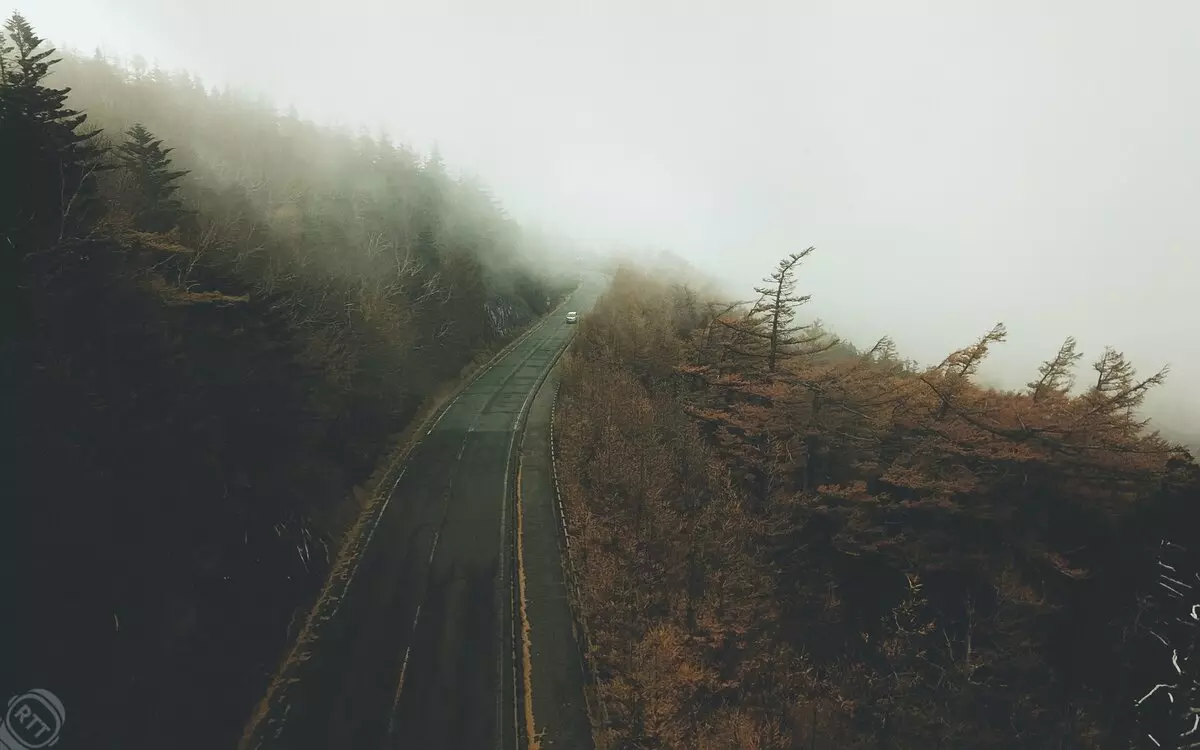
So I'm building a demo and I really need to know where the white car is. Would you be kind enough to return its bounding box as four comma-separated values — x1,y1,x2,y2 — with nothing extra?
565,311,578,324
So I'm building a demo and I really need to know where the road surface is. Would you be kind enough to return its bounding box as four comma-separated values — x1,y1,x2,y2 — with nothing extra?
241,275,604,750
518,368,596,749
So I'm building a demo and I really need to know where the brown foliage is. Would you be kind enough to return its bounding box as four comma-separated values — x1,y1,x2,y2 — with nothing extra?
557,263,1198,749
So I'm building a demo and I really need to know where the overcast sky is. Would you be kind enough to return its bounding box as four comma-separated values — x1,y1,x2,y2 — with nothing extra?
20,0,1200,434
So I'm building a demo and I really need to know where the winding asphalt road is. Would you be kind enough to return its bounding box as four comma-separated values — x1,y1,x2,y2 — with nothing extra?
241,274,604,750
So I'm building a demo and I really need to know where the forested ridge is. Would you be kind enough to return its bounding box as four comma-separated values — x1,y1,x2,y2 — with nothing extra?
1,13,571,748
556,261,1200,749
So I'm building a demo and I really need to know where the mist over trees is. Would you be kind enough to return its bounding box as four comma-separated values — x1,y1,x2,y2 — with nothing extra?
556,260,1199,749
5,7,1197,750
1,13,571,749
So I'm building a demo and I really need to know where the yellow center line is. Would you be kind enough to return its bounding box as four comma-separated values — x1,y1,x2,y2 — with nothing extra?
515,459,540,749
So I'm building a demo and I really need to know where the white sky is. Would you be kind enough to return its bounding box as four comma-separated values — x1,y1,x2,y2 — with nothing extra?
19,0,1200,434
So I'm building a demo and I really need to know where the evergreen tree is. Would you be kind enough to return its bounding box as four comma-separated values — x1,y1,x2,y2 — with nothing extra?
0,20,12,85
1027,335,1083,401
719,248,837,372
753,249,812,372
118,123,191,232
0,12,106,248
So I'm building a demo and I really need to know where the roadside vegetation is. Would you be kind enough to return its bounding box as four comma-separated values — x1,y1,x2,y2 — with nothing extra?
555,262,1200,749
1,13,570,749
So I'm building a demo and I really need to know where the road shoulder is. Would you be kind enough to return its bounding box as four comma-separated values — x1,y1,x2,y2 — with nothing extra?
518,367,595,750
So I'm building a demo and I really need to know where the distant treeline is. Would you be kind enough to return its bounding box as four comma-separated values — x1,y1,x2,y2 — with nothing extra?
556,261,1200,749
1,12,570,749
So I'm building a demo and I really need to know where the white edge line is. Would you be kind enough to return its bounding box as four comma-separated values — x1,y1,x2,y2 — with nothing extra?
328,467,406,619
501,296,580,750
245,289,580,748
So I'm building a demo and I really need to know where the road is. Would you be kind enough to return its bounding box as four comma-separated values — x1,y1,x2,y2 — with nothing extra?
241,275,605,750
518,368,596,749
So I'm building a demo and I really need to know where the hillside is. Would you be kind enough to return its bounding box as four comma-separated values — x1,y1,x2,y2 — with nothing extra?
555,261,1200,749
1,13,570,749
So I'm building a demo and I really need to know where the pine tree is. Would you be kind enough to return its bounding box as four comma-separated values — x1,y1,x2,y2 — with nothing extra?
0,12,107,248
1027,336,1083,401
0,20,12,85
118,123,191,232
719,248,836,372
1082,346,1169,428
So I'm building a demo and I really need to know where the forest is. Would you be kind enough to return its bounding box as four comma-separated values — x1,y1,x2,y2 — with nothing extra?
555,259,1200,749
6,8,1199,749
1,13,571,749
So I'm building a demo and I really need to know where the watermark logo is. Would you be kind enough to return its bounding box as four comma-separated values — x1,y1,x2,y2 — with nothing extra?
0,690,65,749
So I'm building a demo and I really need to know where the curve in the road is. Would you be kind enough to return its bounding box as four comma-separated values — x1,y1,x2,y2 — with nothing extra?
240,276,605,750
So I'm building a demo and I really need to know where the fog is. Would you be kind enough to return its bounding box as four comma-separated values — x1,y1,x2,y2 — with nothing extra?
24,0,1199,440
